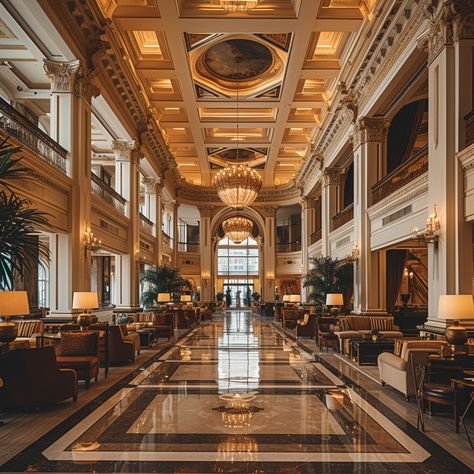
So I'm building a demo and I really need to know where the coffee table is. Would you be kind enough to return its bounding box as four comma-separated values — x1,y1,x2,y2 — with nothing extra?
351,339,395,365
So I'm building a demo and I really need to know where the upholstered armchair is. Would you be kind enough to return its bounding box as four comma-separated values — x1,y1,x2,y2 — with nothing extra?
108,325,135,364
377,340,445,399
120,325,140,355
283,309,305,330
0,346,77,408
56,331,100,388
14,319,45,348
296,313,317,338
174,309,188,329
184,309,199,328
155,312,174,339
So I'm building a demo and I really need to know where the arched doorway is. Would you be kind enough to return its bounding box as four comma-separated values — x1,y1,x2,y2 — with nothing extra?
217,236,259,308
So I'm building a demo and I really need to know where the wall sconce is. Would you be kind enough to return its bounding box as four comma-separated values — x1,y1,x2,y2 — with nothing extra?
412,204,440,250
266,272,275,280
83,228,102,254
347,241,360,262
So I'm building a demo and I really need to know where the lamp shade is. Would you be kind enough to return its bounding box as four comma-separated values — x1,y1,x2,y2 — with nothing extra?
72,292,98,310
282,295,290,302
0,291,30,316
438,295,474,320
180,295,192,302
289,294,301,303
157,293,171,303
326,293,344,306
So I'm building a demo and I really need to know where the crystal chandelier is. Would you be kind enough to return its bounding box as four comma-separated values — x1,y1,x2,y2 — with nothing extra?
222,216,253,243
220,0,259,13
215,165,262,208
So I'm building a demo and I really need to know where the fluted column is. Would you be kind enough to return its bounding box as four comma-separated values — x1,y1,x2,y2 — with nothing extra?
351,117,389,314
44,59,99,313
423,0,474,326
112,140,141,308
262,206,276,302
198,206,213,302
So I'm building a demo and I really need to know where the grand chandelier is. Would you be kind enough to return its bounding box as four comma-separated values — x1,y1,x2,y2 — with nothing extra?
222,216,253,243
220,0,259,12
215,165,262,208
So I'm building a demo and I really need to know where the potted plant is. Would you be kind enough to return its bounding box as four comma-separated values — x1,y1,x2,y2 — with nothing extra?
251,292,261,302
216,292,224,302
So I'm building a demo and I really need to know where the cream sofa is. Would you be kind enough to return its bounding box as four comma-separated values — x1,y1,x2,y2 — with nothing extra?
334,316,403,354
377,340,445,399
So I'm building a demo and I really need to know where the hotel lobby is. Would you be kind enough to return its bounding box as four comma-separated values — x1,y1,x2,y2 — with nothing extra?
1,0,474,472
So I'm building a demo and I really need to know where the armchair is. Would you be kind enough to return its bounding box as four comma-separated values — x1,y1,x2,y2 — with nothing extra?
120,325,140,354
56,331,100,388
296,313,317,338
0,346,77,408
108,325,135,364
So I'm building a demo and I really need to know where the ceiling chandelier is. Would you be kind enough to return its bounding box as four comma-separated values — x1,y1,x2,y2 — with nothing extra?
220,0,259,13
214,49,262,208
222,216,253,244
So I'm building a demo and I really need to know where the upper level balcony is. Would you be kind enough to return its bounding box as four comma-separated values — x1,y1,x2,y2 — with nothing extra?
276,241,301,252
139,212,154,235
372,145,428,205
162,230,173,249
178,241,199,253
91,173,126,214
0,96,67,174
332,203,354,231
310,228,322,245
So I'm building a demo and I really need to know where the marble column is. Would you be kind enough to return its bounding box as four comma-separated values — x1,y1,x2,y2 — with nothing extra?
301,197,314,302
112,140,141,308
198,206,213,302
351,117,390,315
44,59,98,313
262,206,277,302
320,167,340,257
172,202,179,266
142,176,163,266
424,0,474,326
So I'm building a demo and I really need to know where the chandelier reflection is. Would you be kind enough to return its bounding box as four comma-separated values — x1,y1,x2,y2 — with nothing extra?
217,434,258,463
220,0,259,13
215,165,262,209
222,216,253,243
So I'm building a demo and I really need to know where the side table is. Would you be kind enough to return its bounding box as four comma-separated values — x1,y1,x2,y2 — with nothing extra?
137,330,154,348
351,340,395,365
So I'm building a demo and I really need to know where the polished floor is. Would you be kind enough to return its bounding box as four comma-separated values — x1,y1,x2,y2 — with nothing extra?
1,311,472,473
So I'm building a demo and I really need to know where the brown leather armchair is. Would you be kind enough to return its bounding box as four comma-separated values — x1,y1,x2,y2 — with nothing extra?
174,309,188,329
0,346,77,408
56,331,100,389
283,309,304,330
184,309,199,328
108,325,135,364
296,313,317,338
155,312,174,339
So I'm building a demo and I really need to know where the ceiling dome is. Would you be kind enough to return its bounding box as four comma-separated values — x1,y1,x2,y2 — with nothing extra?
204,39,272,81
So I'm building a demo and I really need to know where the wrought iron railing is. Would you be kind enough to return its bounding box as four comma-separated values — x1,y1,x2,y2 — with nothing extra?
139,212,154,234
332,203,354,231
162,231,172,248
0,96,67,173
372,146,428,204
91,174,126,214
310,228,322,245
465,110,474,148
276,241,301,252
178,241,200,252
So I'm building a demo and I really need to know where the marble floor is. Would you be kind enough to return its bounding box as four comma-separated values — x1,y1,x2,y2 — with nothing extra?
1,311,472,473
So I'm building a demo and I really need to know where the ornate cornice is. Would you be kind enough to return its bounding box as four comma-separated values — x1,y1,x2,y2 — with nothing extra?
350,116,390,150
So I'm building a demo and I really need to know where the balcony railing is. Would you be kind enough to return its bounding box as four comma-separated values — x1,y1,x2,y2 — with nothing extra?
371,146,428,204
310,228,322,245
178,241,200,252
162,230,172,248
0,96,67,173
332,203,354,231
91,174,126,214
139,212,154,234
276,241,301,252
465,110,474,148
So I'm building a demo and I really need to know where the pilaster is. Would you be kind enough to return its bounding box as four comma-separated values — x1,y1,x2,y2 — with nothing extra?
261,206,277,302
321,167,340,256
198,206,213,301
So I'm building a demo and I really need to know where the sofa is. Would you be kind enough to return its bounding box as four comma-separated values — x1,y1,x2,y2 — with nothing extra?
377,340,445,399
334,316,403,354
0,346,77,408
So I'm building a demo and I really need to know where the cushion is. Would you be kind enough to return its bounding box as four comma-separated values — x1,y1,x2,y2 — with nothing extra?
57,356,98,369
338,318,351,331
17,320,42,338
60,332,98,356
370,317,395,331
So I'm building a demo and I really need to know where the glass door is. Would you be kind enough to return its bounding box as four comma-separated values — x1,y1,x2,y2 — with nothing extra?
223,279,254,308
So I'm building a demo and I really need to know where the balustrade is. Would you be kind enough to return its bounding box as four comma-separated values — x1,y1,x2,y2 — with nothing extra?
139,212,154,234
332,203,354,231
91,174,126,214
310,228,322,245
178,242,200,253
0,96,67,173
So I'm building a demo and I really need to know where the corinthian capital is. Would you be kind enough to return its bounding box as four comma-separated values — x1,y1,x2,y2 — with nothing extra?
350,116,390,150
112,140,140,162
43,59,81,93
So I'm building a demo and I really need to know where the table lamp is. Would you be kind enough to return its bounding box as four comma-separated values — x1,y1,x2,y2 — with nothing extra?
157,293,171,303
72,291,99,328
0,291,29,348
180,294,192,303
289,294,301,305
282,295,290,304
326,293,344,316
438,294,474,347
